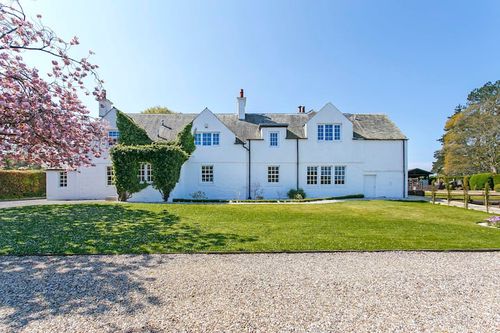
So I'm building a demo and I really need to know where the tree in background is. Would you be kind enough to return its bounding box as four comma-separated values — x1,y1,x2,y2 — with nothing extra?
141,106,174,114
433,81,499,175
0,1,106,169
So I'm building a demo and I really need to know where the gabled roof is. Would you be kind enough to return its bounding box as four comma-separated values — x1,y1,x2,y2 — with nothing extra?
126,111,407,143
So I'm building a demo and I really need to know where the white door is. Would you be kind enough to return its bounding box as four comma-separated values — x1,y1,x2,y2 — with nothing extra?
364,175,376,198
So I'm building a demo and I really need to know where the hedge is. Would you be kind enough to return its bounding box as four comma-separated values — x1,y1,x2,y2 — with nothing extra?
469,173,494,190
494,174,500,186
0,170,46,199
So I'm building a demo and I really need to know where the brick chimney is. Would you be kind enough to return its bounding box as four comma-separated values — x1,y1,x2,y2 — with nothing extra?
98,91,113,117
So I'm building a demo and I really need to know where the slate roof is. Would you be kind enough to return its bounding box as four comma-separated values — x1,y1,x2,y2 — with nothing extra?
126,111,407,143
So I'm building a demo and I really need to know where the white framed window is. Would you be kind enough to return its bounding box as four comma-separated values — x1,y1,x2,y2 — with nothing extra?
268,166,279,183
318,124,341,141
194,133,201,145
59,171,68,187
212,133,220,145
334,124,341,140
201,165,214,183
320,166,332,184
334,166,346,184
108,130,119,145
307,166,318,185
202,133,212,146
138,163,152,183
106,166,114,186
324,124,333,141
195,132,220,146
317,124,324,140
269,132,279,147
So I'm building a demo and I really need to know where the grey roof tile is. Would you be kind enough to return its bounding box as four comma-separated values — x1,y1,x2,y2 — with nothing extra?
126,111,406,143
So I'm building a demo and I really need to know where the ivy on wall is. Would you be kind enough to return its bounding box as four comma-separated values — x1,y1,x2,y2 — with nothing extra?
111,111,195,201
116,111,152,145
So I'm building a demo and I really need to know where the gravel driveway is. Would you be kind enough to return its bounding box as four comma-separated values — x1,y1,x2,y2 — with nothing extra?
0,252,498,332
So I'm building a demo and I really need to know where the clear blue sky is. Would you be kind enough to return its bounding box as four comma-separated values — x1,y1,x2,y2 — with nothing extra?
23,0,500,170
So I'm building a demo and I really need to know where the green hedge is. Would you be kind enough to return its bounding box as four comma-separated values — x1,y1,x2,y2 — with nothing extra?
493,174,500,186
469,173,494,190
0,170,46,199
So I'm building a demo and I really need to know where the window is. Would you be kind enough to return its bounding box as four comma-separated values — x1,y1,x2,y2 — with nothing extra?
334,166,346,184
324,124,333,141
194,133,202,145
106,166,114,186
138,163,152,183
202,133,212,146
108,131,119,145
59,171,67,187
318,124,341,141
320,166,332,184
268,166,279,183
307,166,318,185
212,133,220,146
334,124,341,140
317,124,324,140
269,132,279,147
195,132,220,146
201,165,214,183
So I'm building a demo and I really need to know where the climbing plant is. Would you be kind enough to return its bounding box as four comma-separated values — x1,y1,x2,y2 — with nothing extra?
111,111,194,201
116,111,152,145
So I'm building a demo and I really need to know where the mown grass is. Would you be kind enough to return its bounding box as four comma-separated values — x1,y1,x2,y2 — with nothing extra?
0,201,498,255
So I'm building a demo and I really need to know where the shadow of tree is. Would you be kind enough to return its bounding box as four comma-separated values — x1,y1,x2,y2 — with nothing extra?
0,204,258,330
0,255,164,331
0,204,258,254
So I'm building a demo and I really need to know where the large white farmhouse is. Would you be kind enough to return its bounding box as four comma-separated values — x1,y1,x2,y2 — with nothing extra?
46,91,408,201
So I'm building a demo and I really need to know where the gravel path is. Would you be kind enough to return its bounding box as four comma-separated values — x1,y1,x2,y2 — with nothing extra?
0,252,498,332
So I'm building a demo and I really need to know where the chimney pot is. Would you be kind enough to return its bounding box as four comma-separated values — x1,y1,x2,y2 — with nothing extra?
237,89,246,120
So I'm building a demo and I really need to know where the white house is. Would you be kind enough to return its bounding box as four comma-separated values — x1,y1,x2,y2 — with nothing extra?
46,91,408,201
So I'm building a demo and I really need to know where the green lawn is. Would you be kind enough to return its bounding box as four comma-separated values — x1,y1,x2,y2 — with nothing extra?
0,201,498,255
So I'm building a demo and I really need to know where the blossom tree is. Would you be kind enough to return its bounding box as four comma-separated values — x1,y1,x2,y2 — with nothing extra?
0,0,107,169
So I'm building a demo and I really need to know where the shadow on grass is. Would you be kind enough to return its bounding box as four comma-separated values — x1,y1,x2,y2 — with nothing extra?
0,204,258,254
0,255,164,331
0,204,258,330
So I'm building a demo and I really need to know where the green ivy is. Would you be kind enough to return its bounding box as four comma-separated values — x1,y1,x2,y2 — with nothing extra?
116,111,152,145
111,111,195,201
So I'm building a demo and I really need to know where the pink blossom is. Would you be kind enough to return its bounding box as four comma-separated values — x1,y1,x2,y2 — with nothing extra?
0,0,106,169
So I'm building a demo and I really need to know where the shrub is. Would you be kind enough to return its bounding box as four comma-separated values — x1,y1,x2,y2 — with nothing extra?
0,170,46,199
469,173,494,190
287,188,306,199
494,184,500,192
493,174,500,186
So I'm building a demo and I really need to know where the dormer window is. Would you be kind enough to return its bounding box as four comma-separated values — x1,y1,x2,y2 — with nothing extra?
318,124,341,141
195,132,220,146
269,132,279,147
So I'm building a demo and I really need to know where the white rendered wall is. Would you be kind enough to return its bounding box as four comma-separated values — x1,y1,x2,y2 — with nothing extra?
46,153,116,200
47,104,407,201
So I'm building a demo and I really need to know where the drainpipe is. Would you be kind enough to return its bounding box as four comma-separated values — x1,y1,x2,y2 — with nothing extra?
296,138,299,190
242,140,251,199
248,140,252,199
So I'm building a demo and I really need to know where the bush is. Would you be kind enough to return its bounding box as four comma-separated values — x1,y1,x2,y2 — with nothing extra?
493,174,500,186
287,188,306,199
0,170,46,199
469,173,494,190
494,184,500,192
